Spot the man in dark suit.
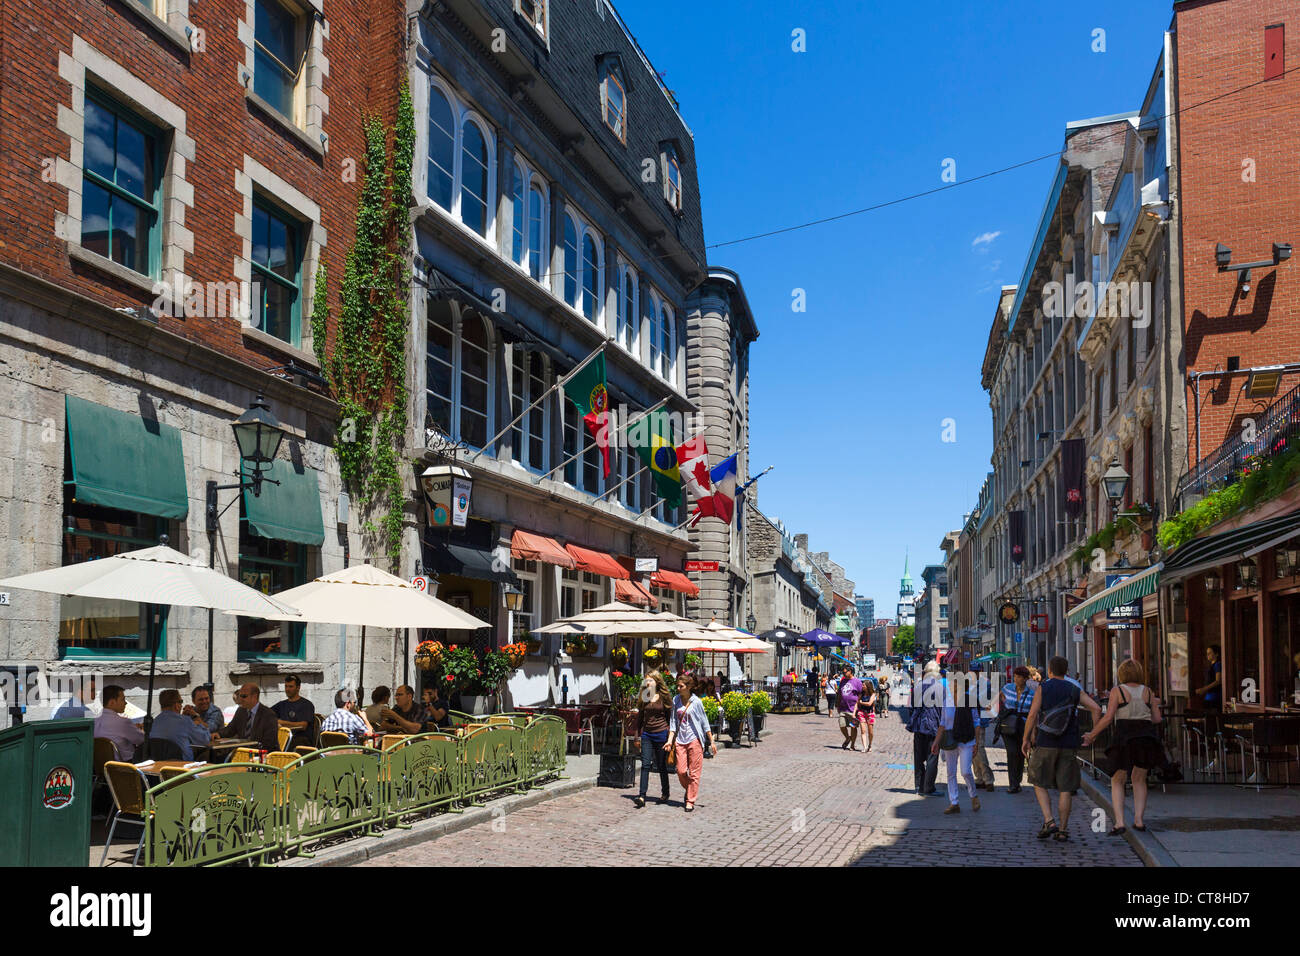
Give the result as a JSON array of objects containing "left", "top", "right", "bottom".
[{"left": 218, "top": 682, "right": 279, "bottom": 752}]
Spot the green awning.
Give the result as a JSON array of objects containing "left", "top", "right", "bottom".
[
  {"left": 243, "top": 458, "right": 324, "bottom": 545},
  {"left": 65, "top": 395, "right": 189, "bottom": 519},
  {"left": 1067, "top": 563, "right": 1162, "bottom": 625}
]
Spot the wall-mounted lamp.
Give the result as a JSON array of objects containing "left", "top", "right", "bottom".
[
  {"left": 1238, "top": 557, "right": 1259, "bottom": 588},
  {"left": 1215, "top": 241, "right": 1292, "bottom": 295},
  {"left": 1204, "top": 570, "right": 1221, "bottom": 593}
]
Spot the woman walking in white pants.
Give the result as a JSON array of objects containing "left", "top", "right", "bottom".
[{"left": 934, "top": 667, "right": 981, "bottom": 814}]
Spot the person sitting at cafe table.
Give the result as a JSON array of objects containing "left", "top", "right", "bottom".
[
  {"left": 53, "top": 676, "right": 97, "bottom": 720},
  {"left": 422, "top": 685, "right": 450, "bottom": 729},
  {"left": 150, "top": 688, "right": 214, "bottom": 761},
  {"left": 94, "top": 684, "right": 145, "bottom": 760},
  {"left": 364, "top": 686, "right": 391, "bottom": 729},
  {"left": 272, "top": 674, "right": 316, "bottom": 748},
  {"left": 192, "top": 685, "right": 224, "bottom": 734},
  {"left": 379, "top": 684, "right": 426, "bottom": 734},
  {"left": 218, "top": 682, "right": 279, "bottom": 752},
  {"left": 321, "top": 687, "right": 371, "bottom": 744}
]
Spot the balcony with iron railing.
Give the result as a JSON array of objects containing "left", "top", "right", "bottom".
[{"left": 1175, "top": 380, "right": 1300, "bottom": 511}]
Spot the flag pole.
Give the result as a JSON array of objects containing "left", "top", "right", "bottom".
[
  {"left": 467, "top": 339, "right": 609, "bottom": 463},
  {"left": 592, "top": 463, "right": 649, "bottom": 503},
  {"left": 533, "top": 397, "right": 670, "bottom": 484}
]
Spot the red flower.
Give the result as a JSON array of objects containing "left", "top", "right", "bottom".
[
  {"left": 612, "top": 670, "right": 623, "bottom": 678},
  {"left": 449, "top": 645, "right": 458, "bottom": 651},
  {"left": 445, "top": 675, "right": 454, "bottom": 682},
  {"left": 476, "top": 668, "right": 482, "bottom": 675}
]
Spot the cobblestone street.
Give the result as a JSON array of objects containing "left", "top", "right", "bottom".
[{"left": 361, "top": 709, "right": 1144, "bottom": 867}]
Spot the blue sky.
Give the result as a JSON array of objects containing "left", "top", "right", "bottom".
[{"left": 620, "top": 0, "right": 1174, "bottom": 615}]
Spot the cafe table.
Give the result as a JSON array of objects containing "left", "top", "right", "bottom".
[{"left": 202, "top": 738, "right": 262, "bottom": 761}]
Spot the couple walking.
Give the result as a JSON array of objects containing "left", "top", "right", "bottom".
[
  {"left": 835, "top": 665, "right": 877, "bottom": 752},
  {"left": 633, "top": 672, "right": 716, "bottom": 812}
]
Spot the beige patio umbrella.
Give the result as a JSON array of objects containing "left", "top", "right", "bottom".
[
  {"left": 0, "top": 543, "right": 302, "bottom": 732},
  {"left": 230, "top": 563, "right": 490, "bottom": 695},
  {"left": 532, "top": 600, "right": 710, "bottom": 638}
]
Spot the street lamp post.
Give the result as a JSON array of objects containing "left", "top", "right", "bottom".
[{"left": 204, "top": 393, "right": 287, "bottom": 685}]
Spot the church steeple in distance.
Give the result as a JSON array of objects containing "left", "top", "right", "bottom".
[{"left": 900, "top": 550, "right": 914, "bottom": 596}]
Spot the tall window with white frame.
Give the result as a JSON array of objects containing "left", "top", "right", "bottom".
[
  {"left": 426, "top": 79, "right": 495, "bottom": 241},
  {"left": 647, "top": 288, "right": 663, "bottom": 374},
  {"left": 560, "top": 208, "right": 603, "bottom": 327},
  {"left": 618, "top": 261, "right": 638, "bottom": 355},
  {"left": 510, "top": 349, "right": 549, "bottom": 472},
  {"left": 515, "top": 0, "right": 546, "bottom": 40},
  {"left": 425, "top": 301, "right": 494, "bottom": 450},
  {"left": 81, "top": 93, "right": 161, "bottom": 277},
  {"left": 659, "top": 302, "right": 675, "bottom": 382},
  {"left": 511, "top": 159, "right": 548, "bottom": 282},
  {"left": 663, "top": 145, "right": 682, "bottom": 211},
  {"left": 513, "top": 558, "right": 539, "bottom": 644},
  {"left": 561, "top": 569, "right": 602, "bottom": 616}
]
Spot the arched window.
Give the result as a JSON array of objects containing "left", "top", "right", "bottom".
[
  {"left": 659, "top": 303, "right": 674, "bottom": 382},
  {"left": 460, "top": 119, "right": 489, "bottom": 237},
  {"left": 527, "top": 184, "right": 546, "bottom": 281},
  {"left": 511, "top": 163, "right": 526, "bottom": 268},
  {"left": 425, "top": 77, "right": 495, "bottom": 241},
  {"left": 427, "top": 87, "right": 455, "bottom": 212},
  {"left": 618, "top": 262, "right": 637, "bottom": 355},
  {"left": 647, "top": 288, "right": 662, "bottom": 373},
  {"left": 581, "top": 233, "right": 600, "bottom": 323},
  {"left": 562, "top": 215, "right": 579, "bottom": 308},
  {"left": 426, "top": 301, "right": 455, "bottom": 436},
  {"left": 459, "top": 312, "right": 492, "bottom": 449}
]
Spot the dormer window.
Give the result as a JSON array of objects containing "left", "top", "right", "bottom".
[
  {"left": 661, "top": 142, "right": 683, "bottom": 212},
  {"left": 516, "top": 0, "right": 547, "bottom": 41},
  {"left": 602, "top": 65, "right": 627, "bottom": 143}
]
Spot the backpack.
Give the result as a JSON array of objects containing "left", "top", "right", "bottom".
[{"left": 1036, "top": 683, "right": 1080, "bottom": 738}]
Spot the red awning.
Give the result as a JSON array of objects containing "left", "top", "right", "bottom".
[
  {"left": 651, "top": 569, "right": 700, "bottom": 597},
  {"left": 565, "top": 544, "right": 630, "bottom": 580},
  {"left": 511, "top": 530, "right": 576, "bottom": 569},
  {"left": 615, "top": 579, "right": 654, "bottom": 606}
]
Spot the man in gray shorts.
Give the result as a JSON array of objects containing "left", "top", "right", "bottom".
[{"left": 1021, "top": 655, "right": 1103, "bottom": 843}]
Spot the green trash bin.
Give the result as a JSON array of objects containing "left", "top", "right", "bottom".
[{"left": 0, "top": 719, "right": 94, "bottom": 866}]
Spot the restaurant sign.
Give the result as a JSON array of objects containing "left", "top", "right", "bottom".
[{"left": 684, "top": 560, "right": 719, "bottom": 572}]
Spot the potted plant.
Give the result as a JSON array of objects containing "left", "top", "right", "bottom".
[
  {"left": 721, "top": 691, "right": 750, "bottom": 747},
  {"left": 701, "top": 693, "right": 722, "bottom": 738},
  {"left": 683, "top": 652, "right": 703, "bottom": 674},
  {"left": 749, "top": 690, "right": 771, "bottom": 733},
  {"left": 414, "top": 639, "right": 443, "bottom": 672},
  {"left": 440, "top": 645, "right": 522, "bottom": 715},
  {"left": 599, "top": 669, "right": 643, "bottom": 788}
]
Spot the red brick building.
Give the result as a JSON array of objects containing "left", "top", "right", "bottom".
[
  {"left": 0, "top": 0, "right": 404, "bottom": 719},
  {"left": 1174, "top": 0, "right": 1300, "bottom": 468}
]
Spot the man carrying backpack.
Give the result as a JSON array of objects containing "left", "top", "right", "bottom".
[{"left": 1021, "top": 656, "right": 1103, "bottom": 843}]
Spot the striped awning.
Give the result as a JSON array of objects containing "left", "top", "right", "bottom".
[
  {"left": 1160, "top": 508, "right": 1300, "bottom": 584},
  {"left": 1067, "top": 563, "right": 1162, "bottom": 625}
]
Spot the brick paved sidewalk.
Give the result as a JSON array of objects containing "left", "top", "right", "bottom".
[{"left": 359, "top": 707, "right": 1143, "bottom": 867}]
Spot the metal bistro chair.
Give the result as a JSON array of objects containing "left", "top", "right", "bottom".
[
  {"left": 1186, "top": 712, "right": 1229, "bottom": 782},
  {"left": 264, "top": 750, "right": 299, "bottom": 769},
  {"left": 380, "top": 734, "right": 408, "bottom": 751},
  {"left": 277, "top": 726, "right": 294, "bottom": 752},
  {"left": 231, "top": 747, "right": 260, "bottom": 764},
  {"left": 318, "top": 731, "right": 351, "bottom": 748},
  {"left": 1234, "top": 717, "right": 1300, "bottom": 790},
  {"left": 100, "top": 761, "right": 150, "bottom": 867},
  {"left": 91, "top": 737, "right": 117, "bottom": 816}
]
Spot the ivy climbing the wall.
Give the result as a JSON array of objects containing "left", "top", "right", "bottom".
[{"left": 311, "top": 85, "right": 415, "bottom": 569}]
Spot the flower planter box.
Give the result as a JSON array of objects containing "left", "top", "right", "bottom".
[
  {"left": 724, "top": 718, "right": 747, "bottom": 747},
  {"left": 597, "top": 752, "right": 639, "bottom": 788},
  {"left": 462, "top": 695, "right": 491, "bottom": 716},
  {"left": 751, "top": 713, "right": 766, "bottom": 734}
]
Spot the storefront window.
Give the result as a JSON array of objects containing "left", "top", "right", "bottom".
[
  {"left": 59, "top": 499, "right": 168, "bottom": 657},
  {"left": 237, "top": 506, "right": 306, "bottom": 659}
]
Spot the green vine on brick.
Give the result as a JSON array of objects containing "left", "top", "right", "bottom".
[{"left": 311, "top": 84, "right": 415, "bottom": 569}]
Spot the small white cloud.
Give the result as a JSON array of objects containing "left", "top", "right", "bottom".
[
  {"left": 972, "top": 231, "right": 1001, "bottom": 250},
  {"left": 988, "top": 259, "right": 1002, "bottom": 271}
]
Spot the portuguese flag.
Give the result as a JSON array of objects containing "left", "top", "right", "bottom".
[
  {"left": 630, "top": 410, "right": 682, "bottom": 507},
  {"left": 564, "top": 352, "right": 611, "bottom": 478}
]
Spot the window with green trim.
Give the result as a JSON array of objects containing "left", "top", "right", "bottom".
[
  {"left": 81, "top": 93, "right": 162, "bottom": 277},
  {"left": 59, "top": 492, "right": 169, "bottom": 659},
  {"left": 251, "top": 198, "right": 301, "bottom": 346},
  {"left": 237, "top": 500, "right": 307, "bottom": 660}
]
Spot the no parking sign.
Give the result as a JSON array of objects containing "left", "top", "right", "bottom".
[{"left": 411, "top": 576, "right": 430, "bottom": 593}]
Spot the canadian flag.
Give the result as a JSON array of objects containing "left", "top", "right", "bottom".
[
  {"left": 690, "top": 454, "right": 738, "bottom": 526},
  {"left": 676, "top": 435, "right": 711, "bottom": 499}
]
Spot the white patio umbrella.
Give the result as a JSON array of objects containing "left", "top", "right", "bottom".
[
  {"left": 0, "top": 543, "right": 302, "bottom": 733},
  {"left": 532, "top": 600, "right": 709, "bottom": 638},
  {"left": 230, "top": 563, "right": 490, "bottom": 696}
]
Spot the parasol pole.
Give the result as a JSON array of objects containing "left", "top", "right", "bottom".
[{"left": 359, "top": 624, "right": 366, "bottom": 702}]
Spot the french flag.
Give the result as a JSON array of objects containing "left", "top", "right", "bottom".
[{"left": 691, "top": 455, "right": 738, "bottom": 526}]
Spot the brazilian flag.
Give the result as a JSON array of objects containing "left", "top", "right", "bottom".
[{"left": 630, "top": 410, "right": 682, "bottom": 507}]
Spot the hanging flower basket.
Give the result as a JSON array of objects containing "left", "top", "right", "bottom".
[{"left": 415, "top": 640, "right": 443, "bottom": 672}]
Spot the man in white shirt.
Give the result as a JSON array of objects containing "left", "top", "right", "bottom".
[
  {"left": 93, "top": 685, "right": 144, "bottom": 760},
  {"left": 320, "top": 688, "right": 371, "bottom": 744}
]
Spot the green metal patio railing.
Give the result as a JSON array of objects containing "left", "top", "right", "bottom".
[{"left": 142, "top": 716, "right": 567, "bottom": 866}]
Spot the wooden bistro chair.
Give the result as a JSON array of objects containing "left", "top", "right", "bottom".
[
  {"left": 100, "top": 761, "right": 150, "bottom": 867},
  {"left": 380, "top": 734, "right": 409, "bottom": 751},
  {"left": 318, "top": 731, "right": 351, "bottom": 748},
  {"left": 231, "top": 747, "right": 260, "bottom": 764},
  {"left": 264, "top": 751, "right": 298, "bottom": 769},
  {"left": 277, "top": 726, "right": 294, "bottom": 752}
]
